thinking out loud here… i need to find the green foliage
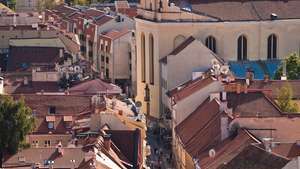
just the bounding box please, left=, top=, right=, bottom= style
left=276, top=85, right=299, bottom=113
left=0, top=95, right=35, bottom=166
left=275, top=53, right=300, bottom=80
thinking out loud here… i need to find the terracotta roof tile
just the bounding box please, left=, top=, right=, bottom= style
left=177, top=0, right=300, bottom=21
left=199, top=130, right=259, bottom=169
left=272, top=143, right=300, bottom=159
left=175, top=98, right=222, bottom=157
left=227, top=92, right=282, bottom=117
left=218, top=145, right=289, bottom=169
left=168, top=77, right=215, bottom=103
left=69, top=79, right=122, bottom=95
left=246, top=80, right=300, bottom=99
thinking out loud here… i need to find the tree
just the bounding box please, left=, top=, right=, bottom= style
left=0, top=95, right=35, bottom=167
left=276, top=85, right=299, bottom=113
left=275, top=53, right=300, bottom=80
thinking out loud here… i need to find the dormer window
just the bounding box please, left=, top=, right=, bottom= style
left=63, top=116, right=73, bottom=129
left=46, top=116, right=55, bottom=129
left=49, top=106, right=56, bottom=114
left=48, top=122, right=54, bottom=129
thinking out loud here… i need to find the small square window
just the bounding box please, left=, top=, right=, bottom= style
left=49, top=106, right=56, bottom=114
left=44, top=140, right=50, bottom=147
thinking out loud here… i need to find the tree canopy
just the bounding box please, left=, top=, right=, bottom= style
left=0, top=95, right=35, bottom=167
left=276, top=85, right=299, bottom=113
left=275, top=53, right=300, bottom=80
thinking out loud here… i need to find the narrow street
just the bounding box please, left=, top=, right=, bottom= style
left=145, top=128, right=174, bottom=169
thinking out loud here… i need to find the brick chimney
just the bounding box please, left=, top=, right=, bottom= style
left=264, top=74, right=270, bottom=83
left=103, top=134, right=111, bottom=151
left=56, top=142, right=63, bottom=156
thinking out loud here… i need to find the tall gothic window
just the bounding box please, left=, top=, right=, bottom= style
left=268, top=34, right=277, bottom=59
left=141, top=33, right=146, bottom=82
left=237, top=35, right=247, bottom=61
left=205, top=36, right=217, bottom=53
left=149, top=34, right=154, bottom=85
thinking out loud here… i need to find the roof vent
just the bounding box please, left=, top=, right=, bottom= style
left=270, top=13, right=278, bottom=20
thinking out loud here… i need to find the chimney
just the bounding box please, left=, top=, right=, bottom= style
left=56, top=142, right=64, bottom=156
left=262, top=138, right=273, bottom=152
left=264, top=75, right=269, bottom=83
left=236, top=83, right=241, bottom=94
left=23, top=76, right=29, bottom=85
left=103, top=134, right=111, bottom=151
left=0, top=76, right=4, bottom=95
left=281, top=60, right=287, bottom=80
left=13, top=13, right=17, bottom=27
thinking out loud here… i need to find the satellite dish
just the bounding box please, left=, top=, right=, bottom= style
left=211, top=59, right=219, bottom=66
left=212, top=64, right=220, bottom=70
left=220, top=65, right=229, bottom=75
left=62, top=67, right=67, bottom=73
left=74, top=66, right=80, bottom=73
left=135, top=101, right=142, bottom=107
left=209, top=149, right=216, bottom=158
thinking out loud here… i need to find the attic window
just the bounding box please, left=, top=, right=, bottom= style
left=49, top=106, right=56, bottom=114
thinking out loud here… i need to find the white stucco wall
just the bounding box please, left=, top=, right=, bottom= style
left=135, top=5, right=300, bottom=119
left=112, top=32, right=131, bottom=80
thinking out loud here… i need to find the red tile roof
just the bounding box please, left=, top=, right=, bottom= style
left=5, top=81, right=60, bottom=94
left=272, top=143, right=300, bottom=159
left=12, top=94, right=93, bottom=134
left=246, top=80, right=300, bottom=99
left=84, top=8, right=105, bottom=18
left=217, top=144, right=290, bottom=169
left=102, top=29, right=130, bottom=40
left=4, top=147, right=85, bottom=168
left=177, top=0, right=300, bottom=21
left=175, top=98, right=222, bottom=157
left=168, top=76, right=215, bottom=103
left=107, top=129, right=143, bottom=169
left=227, top=91, right=283, bottom=117
left=69, top=79, right=122, bottom=95
left=198, top=129, right=260, bottom=169
left=94, top=15, right=113, bottom=26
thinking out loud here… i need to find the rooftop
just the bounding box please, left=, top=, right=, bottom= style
left=227, top=91, right=283, bottom=117
left=69, top=78, right=122, bottom=95
left=175, top=98, right=223, bottom=157
left=9, top=38, right=65, bottom=48
left=175, top=0, right=300, bottom=21
left=167, top=76, right=215, bottom=103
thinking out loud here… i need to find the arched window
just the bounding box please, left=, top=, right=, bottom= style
left=237, top=35, right=247, bottom=61
left=149, top=34, right=154, bottom=85
left=141, top=33, right=146, bottom=82
left=174, top=35, right=186, bottom=49
left=205, top=36, right=217, bottom=53
left=268, top=34, right=277, bottom=59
